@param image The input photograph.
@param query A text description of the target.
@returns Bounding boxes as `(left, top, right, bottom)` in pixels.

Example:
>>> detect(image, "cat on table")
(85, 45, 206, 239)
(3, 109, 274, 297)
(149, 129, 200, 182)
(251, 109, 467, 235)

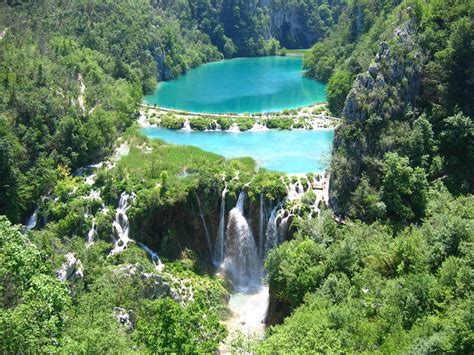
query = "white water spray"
(109, 192, 135, 256)
(213, 183, 228, 266)
(25, 208, 39, 231)
(138, 242, 164, 272)
(86, 219, 96, 247)
(195, 192, 213, 257)
(223, 191, 261, 291)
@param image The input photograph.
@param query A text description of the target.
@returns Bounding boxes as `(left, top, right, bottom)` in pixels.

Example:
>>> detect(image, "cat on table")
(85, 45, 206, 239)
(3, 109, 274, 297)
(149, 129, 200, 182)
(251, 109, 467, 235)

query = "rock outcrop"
(330, 17, 423, 214)
(262, 0, 342, 49)
(56, 253, 84, 282)
(113, 307, 136, 332)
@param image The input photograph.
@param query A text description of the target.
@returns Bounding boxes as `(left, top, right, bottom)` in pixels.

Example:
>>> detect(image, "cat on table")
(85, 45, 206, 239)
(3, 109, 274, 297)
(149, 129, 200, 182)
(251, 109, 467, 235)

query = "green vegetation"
(302, 0, 473, 221)
(261, 188, 473, 353)
(286, 49, 310, 57)
(255, 1, 473, 352)
(160, 114, 185, 130)
(0, 0, 472, 353)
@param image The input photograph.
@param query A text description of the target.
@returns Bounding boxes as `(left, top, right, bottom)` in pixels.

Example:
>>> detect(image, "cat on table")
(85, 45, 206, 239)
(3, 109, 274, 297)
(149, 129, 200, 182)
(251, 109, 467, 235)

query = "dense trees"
(301, 0, 473, 222)
(136, 298, 225, 353)
(0, 0, 472, 353)
(0, 0, 345, 223)
(262, 191, 473, 353)
(258, 2, 473, 352)
(0, 217, 70, 353)
(326, 69, 353, 115)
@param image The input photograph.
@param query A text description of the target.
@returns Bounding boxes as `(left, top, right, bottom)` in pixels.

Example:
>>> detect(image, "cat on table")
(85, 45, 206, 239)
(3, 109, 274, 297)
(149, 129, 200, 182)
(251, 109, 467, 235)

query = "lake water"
(144, 57, 326, 114)
(141, 127, 334, 174)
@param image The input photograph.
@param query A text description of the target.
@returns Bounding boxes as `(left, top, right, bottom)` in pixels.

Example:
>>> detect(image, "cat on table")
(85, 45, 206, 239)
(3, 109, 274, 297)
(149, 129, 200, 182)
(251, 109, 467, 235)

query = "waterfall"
(86, 219, 96, 247)
(258, 193, 266, 259)
(182, 119, 192, 131)
(25, 208, 39, 231)
(223, 191, 261, 290)
(213, 183, 228, 266)
(264, 204, 280, 257)
(109, 192, 135, 256)
(138, 242, 164, 272)
(264, 200, 289, 257)
(195, 192, 213, 257)
(279, 214, 291, 244)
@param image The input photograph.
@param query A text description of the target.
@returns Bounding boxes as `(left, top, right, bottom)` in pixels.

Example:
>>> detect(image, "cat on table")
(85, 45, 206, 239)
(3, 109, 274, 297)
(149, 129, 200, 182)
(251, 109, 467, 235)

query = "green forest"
(0, 0, 472, 353)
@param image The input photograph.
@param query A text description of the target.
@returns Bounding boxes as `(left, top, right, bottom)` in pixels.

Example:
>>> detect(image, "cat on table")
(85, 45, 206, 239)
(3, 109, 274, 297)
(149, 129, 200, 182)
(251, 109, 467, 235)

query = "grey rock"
(56, 253, 84, 282)
(113, 307, 136, 332)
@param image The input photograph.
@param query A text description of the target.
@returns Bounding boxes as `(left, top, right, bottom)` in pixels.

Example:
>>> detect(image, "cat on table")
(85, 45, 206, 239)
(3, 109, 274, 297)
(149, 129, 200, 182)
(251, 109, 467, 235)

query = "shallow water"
(141, 127, 334, 174)
(226, 287, 269, 337)
(144, 57, 326, 114)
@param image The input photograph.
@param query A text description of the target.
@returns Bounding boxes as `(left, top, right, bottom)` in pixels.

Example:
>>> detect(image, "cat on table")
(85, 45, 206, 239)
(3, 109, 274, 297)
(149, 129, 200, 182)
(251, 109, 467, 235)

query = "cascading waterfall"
(258, 193, 266, 259)
(109, 192, 135, 256)
(279, 213, 291, 244)
(195, 192, 213, 257)
(182, 119, 192, 131)
(223, 191, 261, 290)
(138, 242, 164, 272)
(264, 201, 287, 258)
(86, 219, 96, 247)
(213, 183, 228, 266)
(25, 207, 39, 231)
(107, 192, 164, 270)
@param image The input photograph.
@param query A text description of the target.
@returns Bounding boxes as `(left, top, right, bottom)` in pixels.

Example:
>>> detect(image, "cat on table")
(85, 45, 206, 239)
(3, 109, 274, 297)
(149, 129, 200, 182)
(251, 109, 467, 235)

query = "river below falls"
(226, 286, 269, 336)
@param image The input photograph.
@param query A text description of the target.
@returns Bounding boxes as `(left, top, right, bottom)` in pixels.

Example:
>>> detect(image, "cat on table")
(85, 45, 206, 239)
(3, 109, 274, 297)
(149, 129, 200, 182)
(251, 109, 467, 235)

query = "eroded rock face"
(113, 307, 136, 332)
(262, 0, 344, 48)
(114, 264, 190, 305)
(344, 36, 422, 124)
(330, 18, 423, 214)
(56, 253, 84, 282)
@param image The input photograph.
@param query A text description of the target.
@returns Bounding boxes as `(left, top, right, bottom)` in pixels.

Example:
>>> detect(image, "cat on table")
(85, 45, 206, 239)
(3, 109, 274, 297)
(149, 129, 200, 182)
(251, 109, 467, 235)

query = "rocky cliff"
(263, 0, 344, 49)
(329, 16, 423, 214)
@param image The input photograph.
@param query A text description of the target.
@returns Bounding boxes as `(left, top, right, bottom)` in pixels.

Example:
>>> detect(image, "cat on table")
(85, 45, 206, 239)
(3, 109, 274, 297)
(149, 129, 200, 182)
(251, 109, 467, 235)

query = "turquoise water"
(144, 57, 326, 114)
(141, 128, 334, 173)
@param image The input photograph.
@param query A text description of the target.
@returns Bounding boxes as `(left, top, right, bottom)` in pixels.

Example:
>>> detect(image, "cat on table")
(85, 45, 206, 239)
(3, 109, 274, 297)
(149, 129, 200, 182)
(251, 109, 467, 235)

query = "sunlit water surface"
(141, 127, 334, 174)
(144, 57, 326, 114)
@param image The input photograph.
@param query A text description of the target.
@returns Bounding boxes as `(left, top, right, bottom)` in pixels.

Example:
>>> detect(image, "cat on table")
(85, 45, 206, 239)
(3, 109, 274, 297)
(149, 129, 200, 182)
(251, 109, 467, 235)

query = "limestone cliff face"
(344, 21, 422, 124)
(262, 0, 326, 48)
(329, 18, 423, 214)
(265, 2, 317, 48)
(130, 186, 285, 264)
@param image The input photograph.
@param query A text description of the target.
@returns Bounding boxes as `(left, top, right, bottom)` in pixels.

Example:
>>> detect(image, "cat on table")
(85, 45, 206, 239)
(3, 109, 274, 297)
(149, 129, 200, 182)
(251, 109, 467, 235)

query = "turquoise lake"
(144, 57, 326, 114)
(141, 128, 334, 174)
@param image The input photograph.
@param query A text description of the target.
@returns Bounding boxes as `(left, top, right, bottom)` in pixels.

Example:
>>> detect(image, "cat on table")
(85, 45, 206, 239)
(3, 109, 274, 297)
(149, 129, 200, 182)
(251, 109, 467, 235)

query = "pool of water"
(144, 57, 326, 114)
(141, 127, 334, 174)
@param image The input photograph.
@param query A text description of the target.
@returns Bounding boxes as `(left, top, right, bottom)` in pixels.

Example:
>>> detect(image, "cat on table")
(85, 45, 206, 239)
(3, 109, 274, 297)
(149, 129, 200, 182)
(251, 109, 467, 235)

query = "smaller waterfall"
(109, 192, 135, 256)
(279, 213, 291, 244)
(227, 123, 240, 133)
(138, 242, 164, 272)
(25, 208, 39, 231)
(264, 204, 280, 257)
(265, 199, 290, 256)
(182, 119, 192, 131)
(195, 192, 213, 257)
(223, 191, 261, 290)
(86, 219, 96, 247)
(258, 193, 266, 259)
(213, 183, 228, 266)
